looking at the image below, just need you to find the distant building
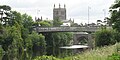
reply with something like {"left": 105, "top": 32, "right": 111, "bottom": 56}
{"left": 35, "top": 16, "right": 42, "bottom": 22}
{"left": 53, "top": 4, "right": 66, "bottom": 21}
{"left": 53, "top": 4, "right": 75, "bottom": 26}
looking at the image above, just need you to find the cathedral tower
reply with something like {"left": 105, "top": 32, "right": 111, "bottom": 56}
{"left": 53, "top": 4, "right": 66, "bottom": 21}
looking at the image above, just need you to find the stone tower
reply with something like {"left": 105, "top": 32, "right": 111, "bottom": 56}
{"left": 53, "top": 4, "right": 66, "bottom": 21}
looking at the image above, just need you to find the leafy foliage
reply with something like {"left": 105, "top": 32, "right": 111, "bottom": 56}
{"left": 107, "top": 53, "right": 120, "bottom": 60}
{"left": 0, "top": 5, "right": 73, "bottom": 59}
{"left": 113, "top": 30, "right": 120, "bottom": 42}
{"left": 95, "top": 28, "right": 116, "bottom": 47}
{"left": 30, "top": 32, "right": 46, "bottom": 56}
{"left": 39, "top": 21, "right": 52, "bottom": 27}
{"left": 53, "top": 18, "right": 62, "bottom": 27}
{"left": 21, "top": 13, "right": 33, "bottom": 32}
{"left": 0, "top": 5, "right": 11, "bottom": 11}
{"left": 110, "top": 0, "right": 120, "bottom": 32}
{"left": 44, "top": 32, "right": 73, "bottom": 56}
{"left": 34, "top": 55, "right": 60, "bottom": 60}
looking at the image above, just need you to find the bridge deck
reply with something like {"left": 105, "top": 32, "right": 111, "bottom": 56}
{"left": 34, "top": 26, "right": 104, "bottom": 32}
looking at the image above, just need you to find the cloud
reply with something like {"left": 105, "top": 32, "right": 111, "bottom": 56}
{"left": 0, "top": 0, "right": 115, "bottom": 23}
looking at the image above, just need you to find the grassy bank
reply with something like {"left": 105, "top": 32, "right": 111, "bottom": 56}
{"left": 34, "top": 43, "right": 120, "bottom": 60}
{"left": 62, "top": 45, "right": 116, "bottom": 60}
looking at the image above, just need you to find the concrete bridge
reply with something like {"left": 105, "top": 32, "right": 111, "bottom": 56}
{"left": 34, "top": 26, "right": 103, "bottom": 32}
{"left": 34, "top": 26, "right": 112, "bottom": 48}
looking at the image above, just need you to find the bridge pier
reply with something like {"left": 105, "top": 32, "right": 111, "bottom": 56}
{"left": 73, "top": 32, "right": 94, "bottom": 49}
{"left": 87, "top": 33, "right": 93, "bottom": 48}
{"left": 73, "top": 34, "right": 77, "bottom": 45}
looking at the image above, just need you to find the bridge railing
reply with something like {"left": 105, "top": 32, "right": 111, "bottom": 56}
{"left": 34, "top": 26, "right": 102, "bottom": 32}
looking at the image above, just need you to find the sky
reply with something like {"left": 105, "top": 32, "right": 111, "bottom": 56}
{"left": 0, "top": 0, "right": 115, "bottom": 24}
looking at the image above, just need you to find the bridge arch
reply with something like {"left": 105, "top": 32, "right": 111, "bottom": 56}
{"left": 77, "top": 36, "right": 88, "bottom": 45}
{"left": 73, "top": 32, "right": 88, "bottom": 44}
{"left": 73, "top": 32, "right": 94, "bottom": 48}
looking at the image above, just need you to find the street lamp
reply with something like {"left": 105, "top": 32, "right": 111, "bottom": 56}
{"left": 88, "top": 6, "right": 91, "bottom": 26}
{"left": 0, "top": 9, "right": 4, "bottom": 22}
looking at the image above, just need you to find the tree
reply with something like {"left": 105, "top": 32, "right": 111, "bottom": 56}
{"left": 71, "top": 23, "right": 79, "bottom": 27}
{"left": 43, "top": 32, "right": 73, "bottom": 56}
{"left": 0, "top": 5, "right": 11, "bottom": 11}
{"left": 112, "top": 30, "right": 120, "bottom": 42}
{"left": 21, "top": 13, "right": 33, "bottom": 33}
{"left": 11, "top": 11, "right": 22, "bottom": 26}
{"left": 0, "top": 25, "right": 23, "bottom": 53}
{"left": 109, "top": 0, "right": 120, "bottom": 42}
{"left": 95, "top": 28, "right": 116, "bottom": 47}
{"left": 53, "top": 18, "right": 62, "bottom": 27}
{"left": 39, "top": 21, "right": 52, "bottom": 27}
{"left": 30, "top": 32, "right": 46, "bottom": 56}
{"left": 0, "top": 5, "right": 12, "bottom": 26}
{"left": 110, "top": 0, "right": 120, "bottom": 32}
{"left": 33, "top": 55, "right": 60, "bottom": 60}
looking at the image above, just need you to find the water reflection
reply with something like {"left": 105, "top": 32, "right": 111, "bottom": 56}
{"left": 1, "top": 51, "right": 32, "bottom": 60}
{"left": 0, "top": 49, "right": 72, "bottom": 60}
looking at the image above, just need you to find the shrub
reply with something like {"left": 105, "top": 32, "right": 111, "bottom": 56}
{"left": 113, "top": 31, "right": 120, "bottom": 42}
{"left": 107, "top": 53, "right": 120, "bottom": 60}
{"left": 33, "top": 55, "right": 60, "bottom": 60}
{"left": 95, "top": 28, "right": 116, "bottom": 47}
{"left": 0, "top": 46, "right": 3, "bottom": 54}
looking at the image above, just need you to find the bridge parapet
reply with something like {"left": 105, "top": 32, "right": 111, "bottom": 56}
{"left": 35, "top": 26, "right": 102, "bottom": 32}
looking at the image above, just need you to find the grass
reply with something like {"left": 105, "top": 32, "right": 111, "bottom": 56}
{"left": 34, "top": 43, "right": 120, "bottom": 60}
{"left": 61, "top": 43, "right": 119, "bottom": 60}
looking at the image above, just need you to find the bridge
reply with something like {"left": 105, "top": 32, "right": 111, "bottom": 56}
{"left": 34, "top": 26, "right": 112, "bottom": 48}
{"left": 34, "top": 26, "right": 109, "bottom": 32}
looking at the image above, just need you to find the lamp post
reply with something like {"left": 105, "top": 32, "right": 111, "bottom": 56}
{"left": 88, "top": 6, "right": 91, "bottom": 26}
{"left": 37, "top": 10, "right": 40, "bottom": 18}
{"left": 0, "top": 9, "right": 3, "bottom": 23}
{"left": 103, "top": 9, "right": 106, "bottom": 19}
{"left": 103, "top": 9, "right": 107, "bottom": 25}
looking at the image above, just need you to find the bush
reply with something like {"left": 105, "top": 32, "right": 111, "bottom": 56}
{"left": 0, "top": 46, "right": 3, "bottom": 54}
{"left": 33, "top": 55, "right": 60, "bottom": 60}
{"left": 113, "top": 31, "right": 120, "bottom": 42}
{"left": 95, "top": 28, "right": 116, "bottom": 47}
{"left": 107, "top": 53, "right": 120, "bottom": 60}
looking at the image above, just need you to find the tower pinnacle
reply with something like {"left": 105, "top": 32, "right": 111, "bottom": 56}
{"left": 64, "top": 4, "right": 66, "bottom": 8}
{"left": 59, "top": 3, "right": 61, "bottom": 8}
{"left": 54, "top": 4, "right": 55, "bottom": 8}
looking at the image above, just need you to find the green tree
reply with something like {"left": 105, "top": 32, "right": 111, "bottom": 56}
{"left": 0, "top": 5, "right": 12, "bottom": 26}
{"left": 0, "top": 5, "right": 11, "bottom": 11}
{"left": 95, "top": 28, "right": 116, "bottom": 47}
{"left": 110, "top": 0, "right": 120, "bottom": 32}
{"left": 44, "top": 32, "right": 73, "bottom": 56}
{"left": 54, "top": 32, "right": 73, "bottom": 56}
{"left": 39, "top": 21, "right": 52, "bottom": 27}
{"left": 33, "top": 55, "right": 60, "bottom": 60}
{"left": 109, "top": 0, "right": 120, "bottom": 42}
{"left": 11, "top": 11, "right": 22, "bottom": 26}
{"left": 30, "top": 32, "right": 46, "bottom": 56}
{"left": 53, "top": 18, "right": 62, "bottom": 27}
{"left": 113, "top": 30, "right": 120, "bottom": 42}
{"left": 71, "top": 23, "right": 79, "bottom": 27}
{"left": 21, "top": 13, "right": 33, "bottom": 32}
{"left": 39, "top": 18, "right": 73, "bottom": 56}
{"left": 0, "top": 24, "right": 23, "bottom": 52}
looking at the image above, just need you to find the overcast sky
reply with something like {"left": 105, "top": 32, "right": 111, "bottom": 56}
{"left": 0, "top": 0, "right": 115, "bottom": 24}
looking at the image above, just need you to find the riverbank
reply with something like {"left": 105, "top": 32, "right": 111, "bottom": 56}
{"left": 34, "top": 43, "right": 120, "bottom": 60}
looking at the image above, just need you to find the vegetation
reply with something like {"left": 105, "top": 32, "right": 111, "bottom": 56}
{"left": 0, "top": 5, "right": 73, "bottom": 59}
{"left": 33, "top": 43, "right": 120, "bottom": 60}
{"left": 1, "top": 0, "right": 120, "bottom": 59}
{"left": 53, "top": 18, "right": 62, "bottom": 27}
{"left": 110, "top": 0, "right": 120, "bottom": 30}
{"left": 107, "top": 53, "right": 120, "bottom": 60}
{"left": 95, "top": 28, "right": 116, "bottom": 47}
{"left": 34, "top": 55, "right": 60, "bottom": 60}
